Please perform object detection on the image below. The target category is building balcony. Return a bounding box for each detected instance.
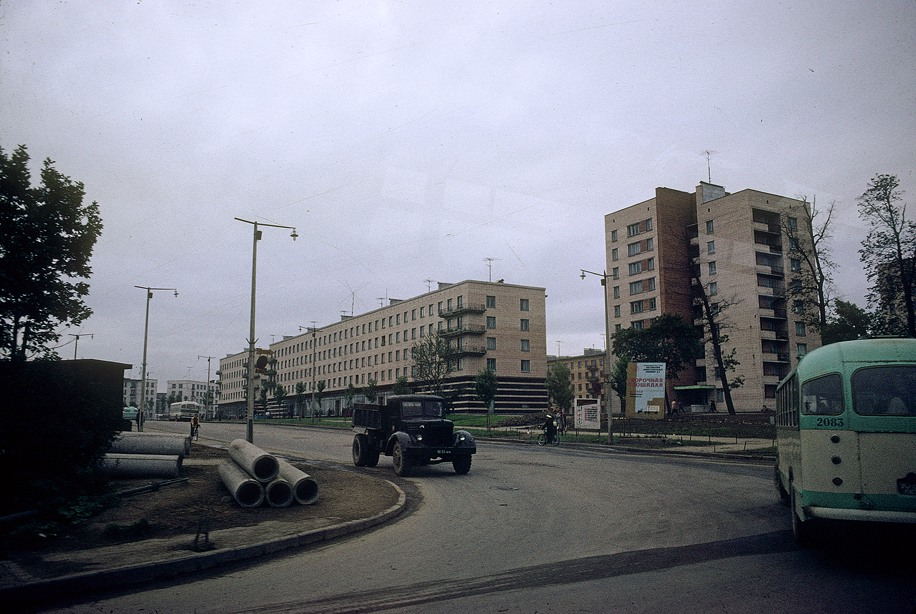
[452,345,487,356]
[439,324,487,337]
[439,303,487,318]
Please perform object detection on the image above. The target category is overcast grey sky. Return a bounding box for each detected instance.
[2,1,914,388]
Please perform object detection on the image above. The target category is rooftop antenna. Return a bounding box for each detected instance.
[424,278,435,292]
[484,257,499,282]
[68,333,94,359]
[701,150,716,183]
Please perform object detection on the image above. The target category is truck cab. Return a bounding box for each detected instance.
[351,394,476,476]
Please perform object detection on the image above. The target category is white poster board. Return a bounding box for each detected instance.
[574,397,601,430]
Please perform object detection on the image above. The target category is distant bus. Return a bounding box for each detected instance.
[775,338,916,543]
[169,401,201,422]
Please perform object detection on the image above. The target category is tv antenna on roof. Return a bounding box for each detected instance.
[424,278,435,292]
[701,150,717,183]
[484,257,499,282]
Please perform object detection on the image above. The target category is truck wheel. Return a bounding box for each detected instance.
[453,455,472,475]
[366,449,380,467]
[352,435,369,467]
[392,441,411,476]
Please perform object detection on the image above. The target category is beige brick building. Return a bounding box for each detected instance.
[218,280,548,416]
[547,347,608,408]
[605,182,821,412]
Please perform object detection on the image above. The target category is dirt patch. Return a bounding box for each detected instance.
[2,444,400,581]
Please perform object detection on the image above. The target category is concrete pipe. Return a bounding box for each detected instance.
[227,439,279,483]
[111,432,190,457]
[264,478,294,508]
[218,460,264,508]
[277,458,319,505]
[102,453,183,479]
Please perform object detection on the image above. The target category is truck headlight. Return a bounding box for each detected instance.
[416,433,423,441]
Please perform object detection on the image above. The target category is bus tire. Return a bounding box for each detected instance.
[791,489,815,546]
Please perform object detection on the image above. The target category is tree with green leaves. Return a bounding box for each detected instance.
[392,375,411,395]
[363,378,378,403]
[475,368,498,410]
[295,381,306,418]
[410,331,454,396]
[821,299,872,345]
[545,362,574,414]
[611,313,703,382]
[273,383,287,416]
[0,144,103,360]
[857,174,915,337]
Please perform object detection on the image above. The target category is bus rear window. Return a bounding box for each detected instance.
[801,374,843,415]
[852,366,916,416]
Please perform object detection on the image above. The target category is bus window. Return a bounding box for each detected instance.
[801,373,842,415]
[853,366,916,416]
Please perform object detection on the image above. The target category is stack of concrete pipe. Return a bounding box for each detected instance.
[103,432,191,479]
[218,439,319,509]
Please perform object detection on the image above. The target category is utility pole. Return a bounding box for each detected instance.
[198,354,215,419]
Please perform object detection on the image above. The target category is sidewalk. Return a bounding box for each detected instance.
[0,457,407,610]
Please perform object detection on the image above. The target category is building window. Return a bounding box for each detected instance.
[632,320,645,330]
[612,247,618,261]
[627,241,642,256]
[797,343,807,357]
[611,229,618,242]
[521,339,530,352]
[613,286,620,299]
[520,319,529,331]
[614,305,621,317]
[788,217,798,232]
[612,267,619,279]
[707,240,716,255]
[521,360,531,373]
[520,298,529,311]
[487,358,496,371]
[708,261,717,275]
[627,222,641,237]
[630,300,644,314]
[486,295,496,308]
[487,337,497,350]
[629,280,642,295]
[796,322,806,336]
[709,281,718,296]
[790,258,801,273]
[487,316,496,329]
[629,262,642,275]
[645,218,653,231]
[706,220,714,234]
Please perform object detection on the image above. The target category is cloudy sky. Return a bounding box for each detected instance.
[2,1,914,388]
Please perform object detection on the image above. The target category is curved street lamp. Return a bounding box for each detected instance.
[580,269,613,443]
[235,218,298,443]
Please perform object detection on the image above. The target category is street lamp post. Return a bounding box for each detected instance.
[580,269,613,444]
[135,286,178,431]
[198,354,215,419]
[235,218,298,443]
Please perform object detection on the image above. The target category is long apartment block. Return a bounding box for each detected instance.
[218,279,548,415]
[605,182,821,412]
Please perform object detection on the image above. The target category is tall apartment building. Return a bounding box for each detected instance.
[122,377,158,410]
[605,182,821,412]
[218,280,548,416]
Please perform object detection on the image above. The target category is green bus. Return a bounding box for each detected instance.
[775,338,916,543]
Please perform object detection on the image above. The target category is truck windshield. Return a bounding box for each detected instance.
[401,400,443,418]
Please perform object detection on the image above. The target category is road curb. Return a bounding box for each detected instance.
[1,481,407,610]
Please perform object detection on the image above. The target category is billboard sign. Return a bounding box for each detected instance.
[626,362,667,419]
[573,397,600,430]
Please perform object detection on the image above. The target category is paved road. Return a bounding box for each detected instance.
[53,422,915,613]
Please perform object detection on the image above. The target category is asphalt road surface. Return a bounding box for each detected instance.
[50,422,916,613]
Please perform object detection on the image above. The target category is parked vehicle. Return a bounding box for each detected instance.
[351,394,476,476]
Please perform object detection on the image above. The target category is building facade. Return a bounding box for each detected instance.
[166,379,219,418]
[218,280,548,416]
[605,182,822,412]
[122,377,158,410]
[547,348,608,410]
